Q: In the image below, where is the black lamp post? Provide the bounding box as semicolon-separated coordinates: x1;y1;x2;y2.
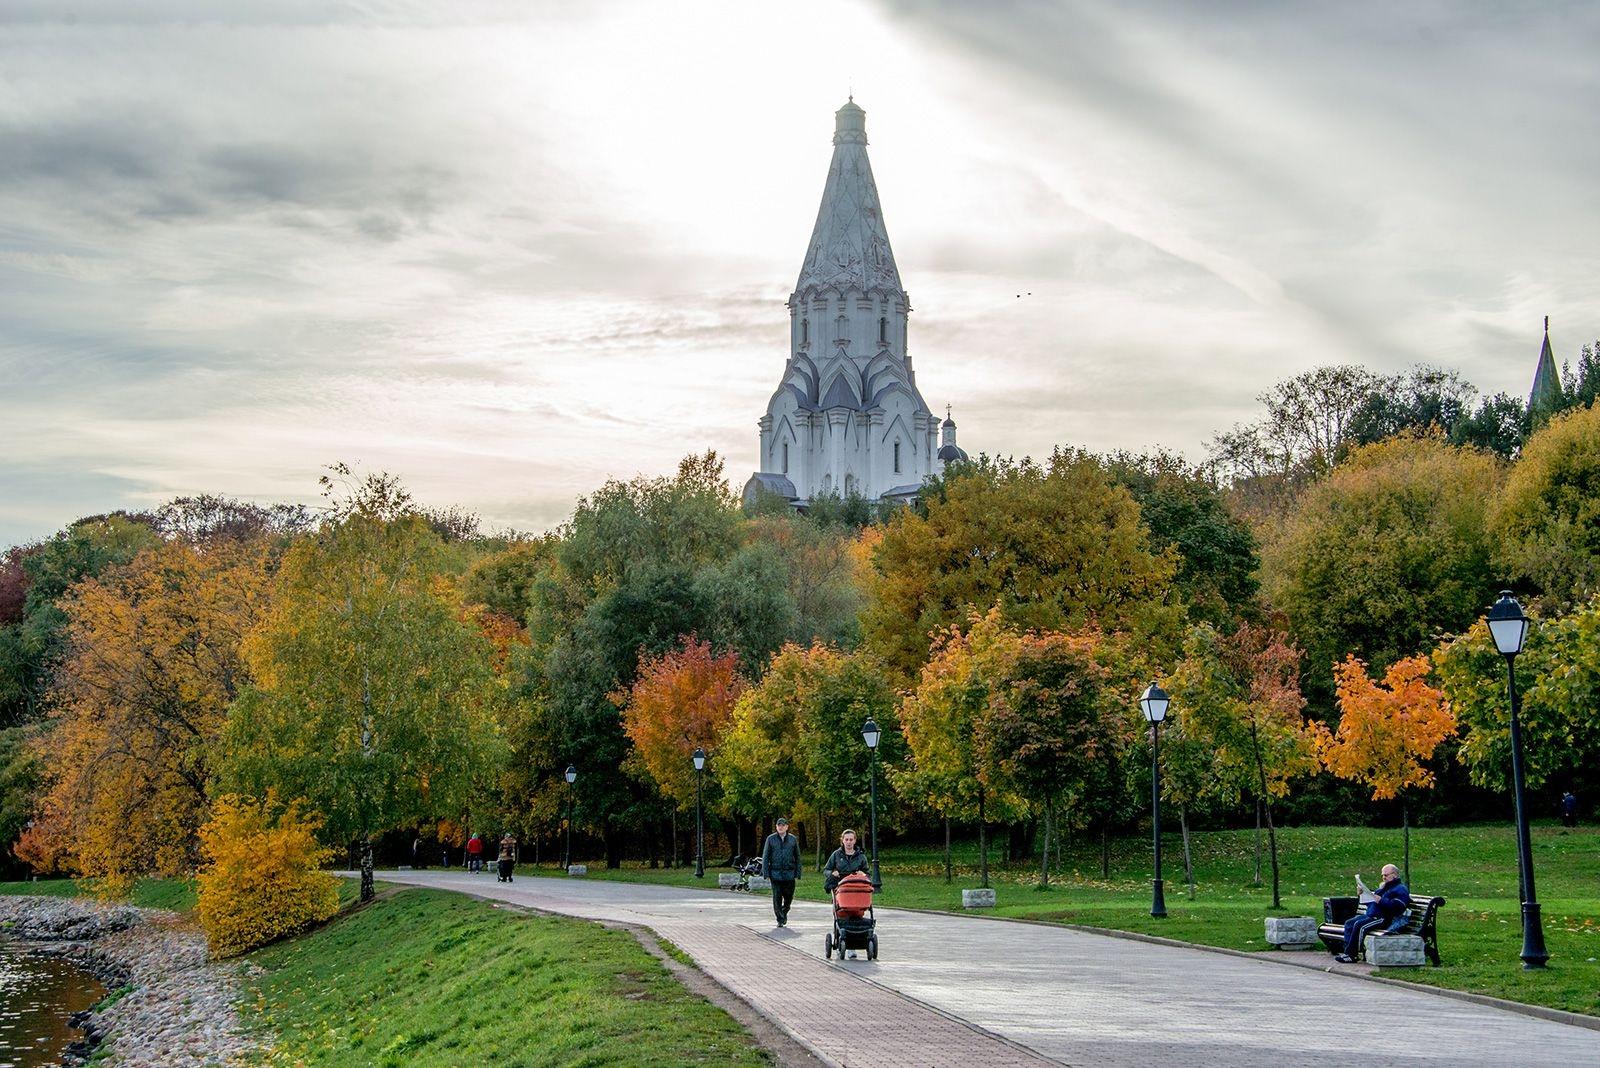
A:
862;717;882;886
563;764;577;871
1487;591;1548;969
1140;683;1170;918
693;747;707;879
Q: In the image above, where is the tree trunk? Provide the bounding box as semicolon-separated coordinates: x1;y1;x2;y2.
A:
978;788;989;890
1402;799;1411;886
670;809;678;868
1100;824;1110;880
944;815;952;883
1253;798;1263;886
815;805;825;872
1180;803;1195;899
1264;797;1282;908
1040;798;1053;887
648;817;659;869
360;834;375;903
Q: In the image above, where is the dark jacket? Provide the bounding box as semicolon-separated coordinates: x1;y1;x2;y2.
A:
1366;879;1410;921
823;846;869;891
761;832;801;882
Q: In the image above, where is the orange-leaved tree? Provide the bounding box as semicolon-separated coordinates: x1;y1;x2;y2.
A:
1315;654;1454;883
621;636;744;814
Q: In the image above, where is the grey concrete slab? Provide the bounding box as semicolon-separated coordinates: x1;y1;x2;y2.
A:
373;870;1600;1068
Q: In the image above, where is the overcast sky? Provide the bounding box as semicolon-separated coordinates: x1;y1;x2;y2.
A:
2;1;1596;544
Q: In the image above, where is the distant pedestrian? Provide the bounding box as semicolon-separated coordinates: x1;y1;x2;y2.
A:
1561;791;1579;828
761;817;800;927
497;833;517;883
412;835;425;870
467;833;485;873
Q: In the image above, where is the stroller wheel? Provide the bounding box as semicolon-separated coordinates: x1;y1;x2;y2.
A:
824;932;835;959
867;934;878;961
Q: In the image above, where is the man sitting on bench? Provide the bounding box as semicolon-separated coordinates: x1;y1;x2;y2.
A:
1336;863;1410;963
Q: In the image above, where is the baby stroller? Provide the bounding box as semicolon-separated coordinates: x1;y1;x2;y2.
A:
729;854;764;892
824;872;878;960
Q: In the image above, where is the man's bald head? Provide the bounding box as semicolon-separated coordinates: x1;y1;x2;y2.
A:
1381;864;1400;880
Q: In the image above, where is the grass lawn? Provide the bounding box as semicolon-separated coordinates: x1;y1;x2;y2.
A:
243;887;770;1067
574;822;1600;1017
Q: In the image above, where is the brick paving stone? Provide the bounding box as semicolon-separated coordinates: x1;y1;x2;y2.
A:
376;870;1600;1068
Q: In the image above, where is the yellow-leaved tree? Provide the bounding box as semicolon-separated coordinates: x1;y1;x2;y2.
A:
1314;655;1455;883
25;538;270;895
197;792;339;957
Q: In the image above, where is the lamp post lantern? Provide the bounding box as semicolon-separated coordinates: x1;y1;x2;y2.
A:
1487;591;1548;969
563;764;577;872
693;747;707;879
1140;683;1170;918
862;717;882;886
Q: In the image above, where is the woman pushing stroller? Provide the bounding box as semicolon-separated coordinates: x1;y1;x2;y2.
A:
824;829;877;960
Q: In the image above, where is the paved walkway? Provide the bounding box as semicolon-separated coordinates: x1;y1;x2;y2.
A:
374;870;1600;1067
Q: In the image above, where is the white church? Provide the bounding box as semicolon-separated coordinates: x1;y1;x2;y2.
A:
742;99;965;511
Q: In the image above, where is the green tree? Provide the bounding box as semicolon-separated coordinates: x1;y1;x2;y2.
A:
864;452;1177;680
1491;404;1600;609
976;629;1122;887
1169;622;1317;908
1434;604;1600;798
216;475;504;901
1102;450;1259;625
1262;434;1503;701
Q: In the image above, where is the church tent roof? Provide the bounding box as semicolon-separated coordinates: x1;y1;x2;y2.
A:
794;100;904;298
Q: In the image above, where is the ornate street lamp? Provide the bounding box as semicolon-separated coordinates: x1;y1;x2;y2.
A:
1487;591;1548;968
1140;683;1170;918
862;717;882;886
693;747;707;879
563;764;578;872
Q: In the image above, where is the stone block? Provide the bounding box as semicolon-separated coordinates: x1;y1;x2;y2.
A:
566;864;588;876
962;888;997;909
717;873;741;889
747;876;771;891
1365;933;1425;967
1264;916;1319;948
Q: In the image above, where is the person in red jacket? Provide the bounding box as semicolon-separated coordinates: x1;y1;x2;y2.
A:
466;833;485;873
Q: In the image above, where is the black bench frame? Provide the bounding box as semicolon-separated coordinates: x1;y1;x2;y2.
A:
1317;894;1445;965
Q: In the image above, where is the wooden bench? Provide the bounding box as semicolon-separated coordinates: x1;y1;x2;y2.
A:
1317;894;1445;965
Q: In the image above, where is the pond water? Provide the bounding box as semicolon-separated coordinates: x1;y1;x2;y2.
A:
0;940;105;1067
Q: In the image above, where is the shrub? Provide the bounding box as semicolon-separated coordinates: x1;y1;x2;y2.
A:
197;793;339;957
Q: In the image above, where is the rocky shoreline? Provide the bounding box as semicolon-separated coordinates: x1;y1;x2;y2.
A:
0;895;260;1066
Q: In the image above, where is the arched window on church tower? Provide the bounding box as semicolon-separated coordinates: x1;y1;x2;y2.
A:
879;316;888;344
801;318;809;346
893;440;901;473
782;442;789;474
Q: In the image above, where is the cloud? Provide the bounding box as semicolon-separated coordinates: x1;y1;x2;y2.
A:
1;0;1596;545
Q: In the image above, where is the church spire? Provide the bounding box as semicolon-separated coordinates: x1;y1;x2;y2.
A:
1530;315;1562;411
794;99;904;297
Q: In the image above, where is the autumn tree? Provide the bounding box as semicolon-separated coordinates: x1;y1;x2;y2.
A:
622;638;744;814
216;473;504;901
1170;622;1317;907
864;452;1177;680
1491;404;1600;610
717;643;899;869
977;629;1122;887
23;538;270;893
0;515;158;727
1262;434;1503;701
1315;655;1456;882
895;609;1029;886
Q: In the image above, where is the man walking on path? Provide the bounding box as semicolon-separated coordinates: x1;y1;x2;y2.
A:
761;816;801;926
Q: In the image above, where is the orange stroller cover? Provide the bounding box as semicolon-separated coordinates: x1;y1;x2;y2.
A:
833;872;874;916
